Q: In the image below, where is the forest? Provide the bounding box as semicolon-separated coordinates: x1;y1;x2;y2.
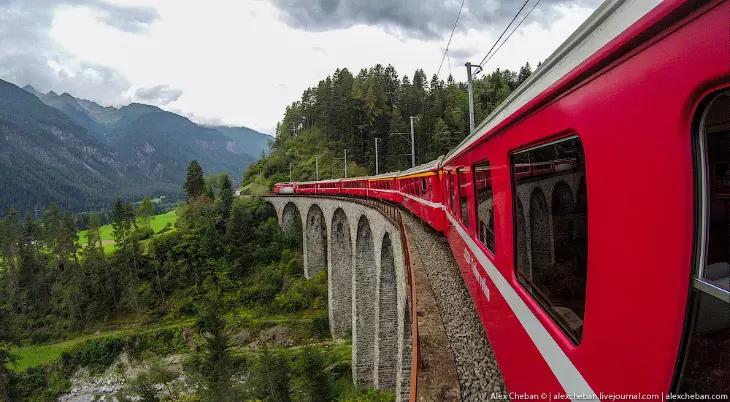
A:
242;63;532;191
0;161;390;401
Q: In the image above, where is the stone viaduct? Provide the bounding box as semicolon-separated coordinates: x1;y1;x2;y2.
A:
264;196;412;401
512;171;586;279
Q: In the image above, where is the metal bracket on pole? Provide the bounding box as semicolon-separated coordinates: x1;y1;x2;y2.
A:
466;62;482;134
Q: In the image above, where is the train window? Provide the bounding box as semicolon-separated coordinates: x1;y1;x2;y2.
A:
474;160;495;253
676;90;730;395
458;169;469;227
511;136;588;344
421;178;428;200
428;178;433;200
451;172;458;213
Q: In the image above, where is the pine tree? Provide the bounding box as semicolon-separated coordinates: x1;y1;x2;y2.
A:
183;160;205;200
0;303;17;402
138;196;155;228
217;173;234;219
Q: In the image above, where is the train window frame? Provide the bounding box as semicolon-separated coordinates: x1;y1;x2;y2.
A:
671;89;730;394
693;90;730;302
510;135;588;345
457;168;469;227
473;159;495;254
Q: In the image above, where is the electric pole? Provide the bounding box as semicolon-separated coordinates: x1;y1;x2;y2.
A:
374;138;380;175
315;157;319;181
466;62;481;134
289;161;292;182
344;149;348;178
410;116;416;167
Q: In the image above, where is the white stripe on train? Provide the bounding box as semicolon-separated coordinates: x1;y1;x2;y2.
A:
388;189;598;400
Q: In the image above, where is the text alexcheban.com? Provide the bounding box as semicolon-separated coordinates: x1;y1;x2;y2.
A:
489;392;729;400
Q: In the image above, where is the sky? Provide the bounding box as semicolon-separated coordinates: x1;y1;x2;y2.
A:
0;0;601;135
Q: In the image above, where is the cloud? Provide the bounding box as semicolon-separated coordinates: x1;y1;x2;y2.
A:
270;0;602;40
134;85;183;105
0;0;158;105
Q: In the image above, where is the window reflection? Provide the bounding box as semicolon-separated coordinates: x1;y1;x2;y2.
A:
458;169;469;227
475;160;495;252
512;136;588;343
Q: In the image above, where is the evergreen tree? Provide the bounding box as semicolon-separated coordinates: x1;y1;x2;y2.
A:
183;160;205;200
138;196;155;228
292;347;333;402
194;304;234;401
250;347;291;402
217;173;234;219
0;303;17;402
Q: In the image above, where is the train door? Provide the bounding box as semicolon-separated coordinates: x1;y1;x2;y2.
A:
674;90;730;394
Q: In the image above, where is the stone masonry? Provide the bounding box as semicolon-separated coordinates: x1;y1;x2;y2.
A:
264;196;412;401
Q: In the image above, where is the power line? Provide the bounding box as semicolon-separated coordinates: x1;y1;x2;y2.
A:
477;0;531;67
481;0;540;68
436;0;465;77
447;50;452;77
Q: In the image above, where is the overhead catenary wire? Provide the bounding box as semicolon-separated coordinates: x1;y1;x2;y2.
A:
481;0;541;68
477;0;531;67
436;0;465;77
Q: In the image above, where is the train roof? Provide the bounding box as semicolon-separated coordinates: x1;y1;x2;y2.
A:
398;157;443;177
444;0;662;163
369;171;400;180
341;176;370;181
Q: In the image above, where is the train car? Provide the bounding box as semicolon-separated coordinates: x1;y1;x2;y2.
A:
316;179;341;194
273;182;295;194
367;172;400;203
439;0;729;398
396;158;445;232
294;181;318;194
341;177;369;197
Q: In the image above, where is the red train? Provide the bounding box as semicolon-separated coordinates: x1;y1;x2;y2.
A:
275;0;729;398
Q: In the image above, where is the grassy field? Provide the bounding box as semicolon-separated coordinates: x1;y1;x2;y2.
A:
77;210;177;254
10;318;195;372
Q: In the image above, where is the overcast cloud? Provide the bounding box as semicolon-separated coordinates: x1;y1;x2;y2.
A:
0;0;157;104
134;84;183;105
271;0;602;40
0;0;601;134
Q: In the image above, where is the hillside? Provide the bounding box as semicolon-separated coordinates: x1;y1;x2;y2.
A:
108;110;254;184
243;63;532;192
0;80;269;214
209;125;273;158
0;80;127;214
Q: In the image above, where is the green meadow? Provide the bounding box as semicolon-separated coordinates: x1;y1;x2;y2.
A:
77;210;177;254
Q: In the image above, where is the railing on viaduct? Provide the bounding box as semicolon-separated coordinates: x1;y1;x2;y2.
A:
322;195;422;401
264;193;422;401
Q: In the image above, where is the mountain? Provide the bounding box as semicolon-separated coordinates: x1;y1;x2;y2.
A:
0;80;127;214
0;80;266;214
209;125;273;158
108;110;255;184
37;91;108;141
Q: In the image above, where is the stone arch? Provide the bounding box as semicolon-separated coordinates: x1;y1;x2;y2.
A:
552;181;574;264
376;233;398;391
263;200;277;221
517;199;531;279
305;204;327;279
282;202;302;235
530;188;551;275
329;208;352;338
353;215;376;388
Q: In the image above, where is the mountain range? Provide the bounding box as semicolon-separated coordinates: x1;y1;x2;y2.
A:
0;79;272;215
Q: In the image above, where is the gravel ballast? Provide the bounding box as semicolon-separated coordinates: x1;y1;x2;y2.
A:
402;212;508;401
